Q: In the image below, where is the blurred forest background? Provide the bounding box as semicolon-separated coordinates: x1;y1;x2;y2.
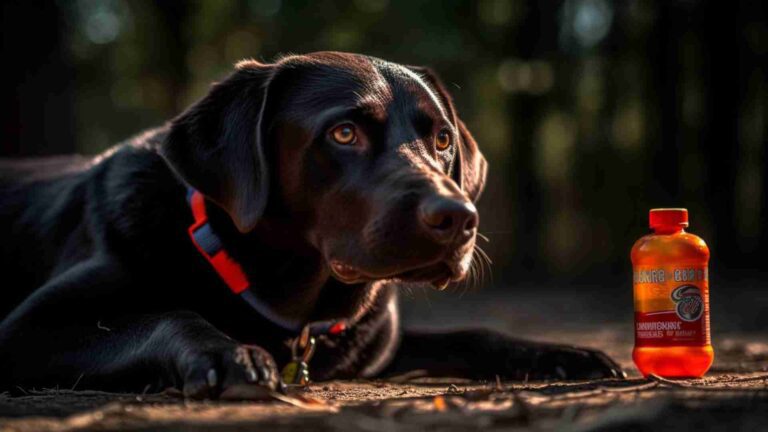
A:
2;0;767;294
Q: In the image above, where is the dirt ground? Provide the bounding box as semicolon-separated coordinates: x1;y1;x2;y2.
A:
1;291;766;431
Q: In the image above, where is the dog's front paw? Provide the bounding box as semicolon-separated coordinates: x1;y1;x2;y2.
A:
180;344;279;400
525;345;625;381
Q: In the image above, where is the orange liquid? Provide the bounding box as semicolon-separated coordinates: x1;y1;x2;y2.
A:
632;345;714;378
631;226;713;378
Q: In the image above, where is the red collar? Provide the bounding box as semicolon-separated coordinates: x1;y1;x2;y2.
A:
187;188;250;293
186;188;347;336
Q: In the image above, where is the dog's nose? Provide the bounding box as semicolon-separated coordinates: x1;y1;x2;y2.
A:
419;197;478;244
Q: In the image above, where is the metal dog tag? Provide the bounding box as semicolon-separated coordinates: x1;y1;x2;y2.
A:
281;326;316;385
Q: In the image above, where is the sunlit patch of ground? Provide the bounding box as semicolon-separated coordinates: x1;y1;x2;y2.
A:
2;292;766;431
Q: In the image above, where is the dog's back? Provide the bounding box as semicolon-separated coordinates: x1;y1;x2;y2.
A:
0;155;91;184
0;156;93;317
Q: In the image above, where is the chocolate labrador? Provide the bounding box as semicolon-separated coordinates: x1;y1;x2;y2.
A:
0;52;622;398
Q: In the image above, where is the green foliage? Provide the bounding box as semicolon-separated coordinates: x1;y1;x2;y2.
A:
57;0;768;283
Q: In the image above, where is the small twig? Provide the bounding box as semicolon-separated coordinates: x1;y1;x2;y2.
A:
648;374;768;392
598;380;660;393
71;373;84;391
707;373;768;384
386;369;429;383
542;388;606;402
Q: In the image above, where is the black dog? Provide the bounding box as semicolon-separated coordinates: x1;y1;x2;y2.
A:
0;52;622;398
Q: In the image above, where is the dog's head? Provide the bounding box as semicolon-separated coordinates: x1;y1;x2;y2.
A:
162;52;487;289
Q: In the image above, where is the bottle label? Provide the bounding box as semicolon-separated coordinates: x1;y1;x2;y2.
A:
633;265;710;346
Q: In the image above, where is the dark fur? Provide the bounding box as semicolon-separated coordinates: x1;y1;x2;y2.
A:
0;52;621;398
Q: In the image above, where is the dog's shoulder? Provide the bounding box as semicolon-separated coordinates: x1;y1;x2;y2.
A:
0;125;188;266
83;126;195;253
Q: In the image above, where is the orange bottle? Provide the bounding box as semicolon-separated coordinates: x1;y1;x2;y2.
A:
631;208;713;378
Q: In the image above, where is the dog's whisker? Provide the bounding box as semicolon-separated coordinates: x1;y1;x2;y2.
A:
397;280;415;298
420;284;433;309
458;264;472;298
476;232;491;243
476;261;483;290
463;250;481;296
466;254;476;295
470;244;493;290
476;244;492;270
475;244;493;265
481;249;494;287
475;255;484;291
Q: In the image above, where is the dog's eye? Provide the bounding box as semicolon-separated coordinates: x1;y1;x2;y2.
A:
330;124;357;146
435;129;452;151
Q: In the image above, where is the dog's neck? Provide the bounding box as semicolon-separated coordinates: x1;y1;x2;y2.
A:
202;200;381;326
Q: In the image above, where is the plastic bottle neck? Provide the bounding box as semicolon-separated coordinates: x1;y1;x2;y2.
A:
652;226;686;235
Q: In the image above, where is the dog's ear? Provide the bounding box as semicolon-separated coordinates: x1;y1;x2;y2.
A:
160;60;276;233
453;118;488;203
409;66;488;202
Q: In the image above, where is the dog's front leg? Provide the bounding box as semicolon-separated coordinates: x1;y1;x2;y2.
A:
382;328;624;381
0;257;278;398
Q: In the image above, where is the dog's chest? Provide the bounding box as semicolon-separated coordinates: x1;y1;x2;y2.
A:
302;295;400;380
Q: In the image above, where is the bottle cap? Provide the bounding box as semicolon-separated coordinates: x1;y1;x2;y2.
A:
649;208;689;229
